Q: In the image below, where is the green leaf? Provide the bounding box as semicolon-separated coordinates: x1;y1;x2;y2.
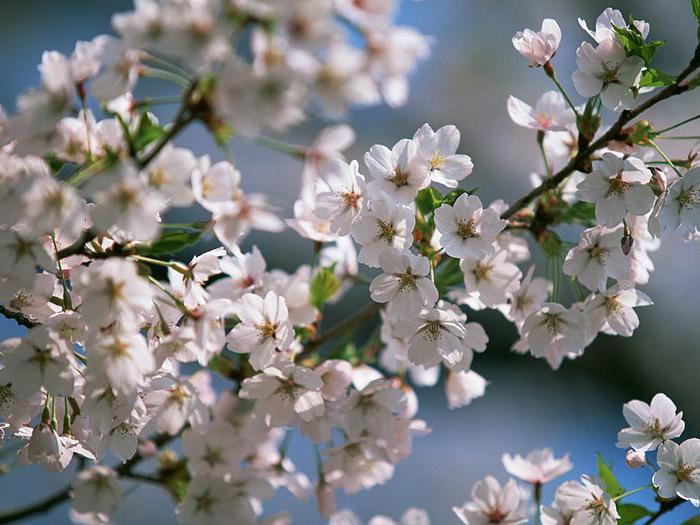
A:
434;257;462;296
133;112;167;151
639;68;676;88
540;230;563;258
309;266;340;309
558;201;596;227
682;516;700;525
138;225;206;256
415;187;443;215
442;188;477;207
597;453;625;497
618;504;652;524
692;0;700;20
612;24;664;66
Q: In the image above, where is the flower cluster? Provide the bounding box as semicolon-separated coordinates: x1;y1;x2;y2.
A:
1;1;700;524
451;393;699;525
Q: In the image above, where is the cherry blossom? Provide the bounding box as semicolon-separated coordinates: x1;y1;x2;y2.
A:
572;39;644;111
413;124;473;188
502;448;572;485
512;18;561;67
226;291;294;371
507;91;575;132
369;249;438;319
556;475;619;525
616;393;685;452
576;152;655;227
351;192;415;267
453;476;527;525
434;194;506;260
653;439;700;506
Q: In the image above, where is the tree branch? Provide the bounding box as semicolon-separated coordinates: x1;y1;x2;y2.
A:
297;302;382;360
0;305;38;329
0;433;177;524
501;44;700;221
642;498;683;525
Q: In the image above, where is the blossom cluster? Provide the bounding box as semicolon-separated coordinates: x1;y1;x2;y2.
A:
1;1;700;524
449;393;699;525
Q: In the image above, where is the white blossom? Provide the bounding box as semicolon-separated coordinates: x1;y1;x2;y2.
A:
653;439;700;506
453;476;527;525
507;91;574;132
369;249;438;319
616;393;685;452
413;124;473;188
434;194;506;260
351;192;415;268
572;39;643;111
577;152;655;227
226;291;294;371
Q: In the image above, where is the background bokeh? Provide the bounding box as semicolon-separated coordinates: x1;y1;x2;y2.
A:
1;1;699;523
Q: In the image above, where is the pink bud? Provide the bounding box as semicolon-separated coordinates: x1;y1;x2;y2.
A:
625;449;646;469
649;167;667;193
138;440;158;459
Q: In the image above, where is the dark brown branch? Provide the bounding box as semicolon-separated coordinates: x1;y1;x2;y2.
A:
501;44;700;220
297;302;382;360
0;433;177;524
0;305;38;329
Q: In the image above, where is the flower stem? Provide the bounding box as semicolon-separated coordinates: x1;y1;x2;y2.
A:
648;138;683;178
613;484;652;501
544;65;579;117
253;135;307;159
533;482;542;525
655;113;700;135
537;130;552;178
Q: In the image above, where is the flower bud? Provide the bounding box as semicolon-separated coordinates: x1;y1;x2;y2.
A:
138;440;158;459
649;167;667;193
621;231;634;256
625;449;646;469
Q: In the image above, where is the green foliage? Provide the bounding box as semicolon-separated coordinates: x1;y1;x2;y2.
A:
415;187;443;215
682;516;700;525
309;266;340;309
133;112;167;151
443;188;477;206
597;453;625;497
617;504;652;524
434;257;462;296
138;223;207;256
558;201;597;228
639;68;676;88
540;230;564;257
692;0;700;21
612;24;664;66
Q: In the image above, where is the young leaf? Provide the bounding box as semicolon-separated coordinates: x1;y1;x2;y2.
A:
639;68;676;88
443;188;477;207
617;503;652;524
692;0;700;21
415;187;443;215
138;226;206;256
612;24;664;66
557;201;596;227
597;453;625;497
133;112;167;151
309;266;340;309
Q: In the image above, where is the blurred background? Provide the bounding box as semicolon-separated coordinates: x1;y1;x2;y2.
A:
1;0;700;523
